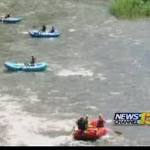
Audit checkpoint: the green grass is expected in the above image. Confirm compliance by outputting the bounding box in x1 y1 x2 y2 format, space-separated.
110 0 150 19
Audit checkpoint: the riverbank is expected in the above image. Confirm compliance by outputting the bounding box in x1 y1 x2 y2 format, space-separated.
110 0 150 19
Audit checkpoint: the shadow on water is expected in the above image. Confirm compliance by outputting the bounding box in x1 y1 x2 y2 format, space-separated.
2 69 51 74
3 69 16 74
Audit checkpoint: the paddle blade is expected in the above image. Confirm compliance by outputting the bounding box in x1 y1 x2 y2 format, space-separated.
114 130 122 135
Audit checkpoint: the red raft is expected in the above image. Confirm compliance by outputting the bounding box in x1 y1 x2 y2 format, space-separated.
73 119 109 141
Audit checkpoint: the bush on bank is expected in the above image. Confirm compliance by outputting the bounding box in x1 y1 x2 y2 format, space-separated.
110 0 150 19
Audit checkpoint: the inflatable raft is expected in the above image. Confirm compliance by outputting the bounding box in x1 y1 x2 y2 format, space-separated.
73 119 109 141
4 62 48 72
0 17 22 23
29 30 60 38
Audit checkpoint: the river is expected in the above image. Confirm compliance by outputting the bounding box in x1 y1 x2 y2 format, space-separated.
0 0 150 146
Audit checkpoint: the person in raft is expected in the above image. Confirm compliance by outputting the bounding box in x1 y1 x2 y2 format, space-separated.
50 26 55 33
96 113 105 128
30 56 36 66
0 13 10 19
4 13 10 18
76 115 89 132
41 25 46 32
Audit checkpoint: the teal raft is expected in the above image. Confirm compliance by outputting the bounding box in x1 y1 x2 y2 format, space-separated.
4 62 48 72
29 30 60 38
0 17 22 23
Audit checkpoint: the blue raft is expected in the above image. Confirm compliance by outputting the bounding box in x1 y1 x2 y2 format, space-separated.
0 17 22 23
4 62 48 72
29 30 60 38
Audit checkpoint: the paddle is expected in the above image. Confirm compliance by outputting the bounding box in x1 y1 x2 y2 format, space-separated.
105 119 123 136
114 130 122 135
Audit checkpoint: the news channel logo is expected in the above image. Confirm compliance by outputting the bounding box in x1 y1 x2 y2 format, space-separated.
114 112 150 125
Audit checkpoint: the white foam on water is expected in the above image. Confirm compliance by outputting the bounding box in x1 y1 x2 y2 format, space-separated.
0 94 127 146
50 90 59 93
41 119 75 132
21 31 29 35
19 87 41 104
110 92 120 95
131 60 142 69
0 94 77 145
133 39 142 45
67 102 80 107
52 96 68 101
48 64 61 71
74 52 79 57
28 95 40 103
72 16 77 20
108 30 124 38
86 106 97 110
97 73 107 81
69 28 76 32
8 119 53 146
46 67 53 72
57 68 93 77
2 114 75 145
101 134 111 140
46 135 72 146
107 135 127 146
0 95 22 113
106 119 112 124
103 18 116 25
109 33 118 38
